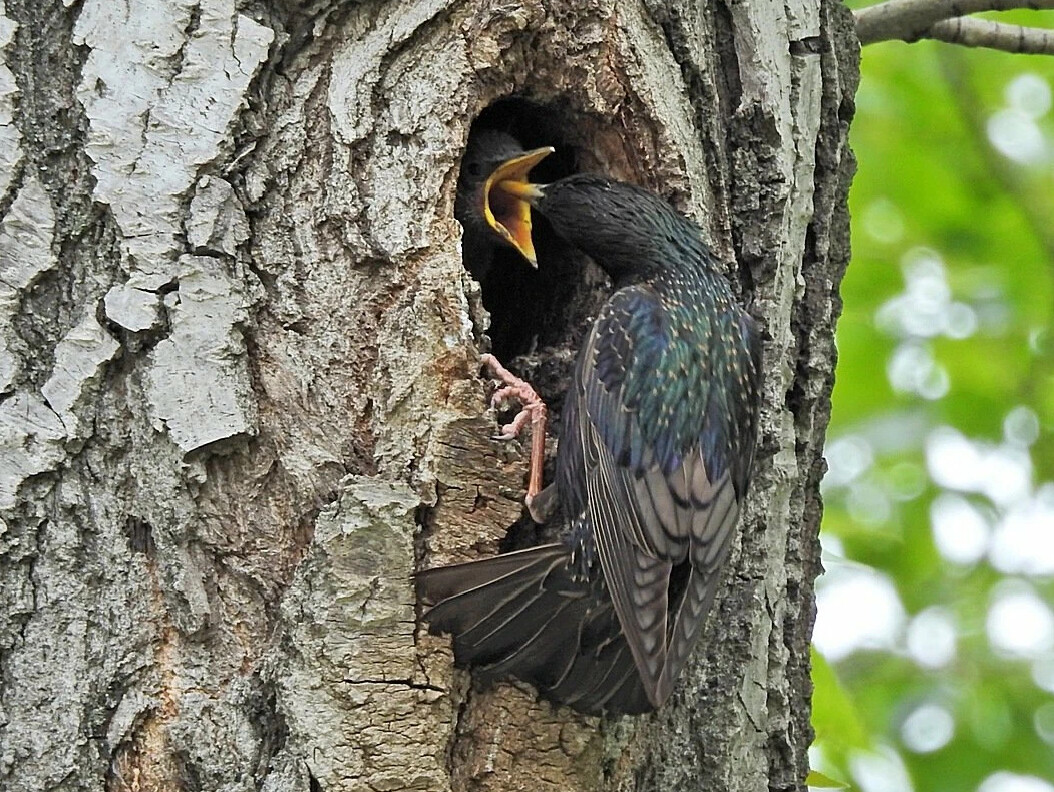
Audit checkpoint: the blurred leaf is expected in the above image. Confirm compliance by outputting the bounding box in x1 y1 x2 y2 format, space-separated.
812 647 872 759
807 769 852 789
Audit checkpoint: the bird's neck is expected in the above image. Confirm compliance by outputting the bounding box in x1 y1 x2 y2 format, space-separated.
537 175 722 285
598 233 722 288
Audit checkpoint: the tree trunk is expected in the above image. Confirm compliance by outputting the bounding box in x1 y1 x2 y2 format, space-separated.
0 0 857 790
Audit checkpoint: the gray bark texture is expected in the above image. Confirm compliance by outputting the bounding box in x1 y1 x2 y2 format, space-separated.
0 0 858 791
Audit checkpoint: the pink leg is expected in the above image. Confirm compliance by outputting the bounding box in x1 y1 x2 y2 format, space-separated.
480 353 547 502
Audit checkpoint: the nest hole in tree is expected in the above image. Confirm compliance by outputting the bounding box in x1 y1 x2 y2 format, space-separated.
465 100 578 355
460 98 615 547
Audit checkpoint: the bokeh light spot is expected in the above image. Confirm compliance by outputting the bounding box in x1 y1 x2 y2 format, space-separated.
907 607 957 669
900 702 954 753
816 567 905 661
987 582 1054 659
1005 73 1052 119
930 493 989 566
978 772 1054 792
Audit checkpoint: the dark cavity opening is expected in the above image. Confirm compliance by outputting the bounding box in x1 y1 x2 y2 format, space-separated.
460 99 588 363
458 98 614 545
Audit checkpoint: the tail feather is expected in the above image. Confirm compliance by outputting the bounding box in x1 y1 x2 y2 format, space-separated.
548 604 653 714
472 588 585 678
415 544 652 715
416 544 567 606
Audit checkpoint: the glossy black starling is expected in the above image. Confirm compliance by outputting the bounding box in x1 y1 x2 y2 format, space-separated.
418 136 763 714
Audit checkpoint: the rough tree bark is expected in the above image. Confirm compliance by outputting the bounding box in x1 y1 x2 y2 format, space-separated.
0 1 857 790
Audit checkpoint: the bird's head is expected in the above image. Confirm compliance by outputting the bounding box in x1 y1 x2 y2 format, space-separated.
455 130 553 267
496 173 710 283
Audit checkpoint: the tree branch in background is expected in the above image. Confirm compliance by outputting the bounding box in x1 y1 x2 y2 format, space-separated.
927 17 1054 52
856 0 1054 48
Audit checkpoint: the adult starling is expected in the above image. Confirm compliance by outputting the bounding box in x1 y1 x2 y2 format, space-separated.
419 137 763 714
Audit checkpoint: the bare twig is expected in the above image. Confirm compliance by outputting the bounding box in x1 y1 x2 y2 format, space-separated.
927 17 1054 52
855 0 1054 45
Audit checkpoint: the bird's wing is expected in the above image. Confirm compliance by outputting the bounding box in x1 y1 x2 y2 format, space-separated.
573 283 760 706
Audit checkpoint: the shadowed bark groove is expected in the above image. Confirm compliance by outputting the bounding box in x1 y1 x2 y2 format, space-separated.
0 0 857 790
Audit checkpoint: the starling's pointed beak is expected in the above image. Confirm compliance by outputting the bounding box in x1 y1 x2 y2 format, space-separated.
484 146 553 268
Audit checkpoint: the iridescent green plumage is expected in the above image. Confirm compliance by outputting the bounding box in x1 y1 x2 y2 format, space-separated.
418 143 762 714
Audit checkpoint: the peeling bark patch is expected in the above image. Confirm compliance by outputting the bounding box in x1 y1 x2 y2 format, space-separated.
422 414 529 565
104 284 162 333
0 176 56 391
187 175 249 257
145 255 257 452
269 477 450 791
0 176 56 289
41 312 120 438
0 391 65 508
73 1 273 286
0 1 21 200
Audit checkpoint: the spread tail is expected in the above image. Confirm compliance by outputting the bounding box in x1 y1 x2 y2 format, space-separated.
416 543 652 714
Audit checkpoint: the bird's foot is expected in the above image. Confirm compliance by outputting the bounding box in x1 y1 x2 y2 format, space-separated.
481 353 548 505
481 354 547 439
489 382 544 439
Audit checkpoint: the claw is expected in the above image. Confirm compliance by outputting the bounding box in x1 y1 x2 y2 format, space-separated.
491 385 524 410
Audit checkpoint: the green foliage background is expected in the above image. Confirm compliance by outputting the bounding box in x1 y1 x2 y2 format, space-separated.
812 11 1054 792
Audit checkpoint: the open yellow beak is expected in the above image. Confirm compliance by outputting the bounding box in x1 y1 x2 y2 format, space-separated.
483 146 554 267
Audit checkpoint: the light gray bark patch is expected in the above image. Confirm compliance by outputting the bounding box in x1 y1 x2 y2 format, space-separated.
0 392 66 509
145 255 257 452
104 283 162 332
41 313 120 438
0 177 56 391
0 176 55 290
325 1 469 261
187 175 250 257
269 476 452 792
105 688 156 750
326 0 450 147
0 1 21 200
73 1 273 287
